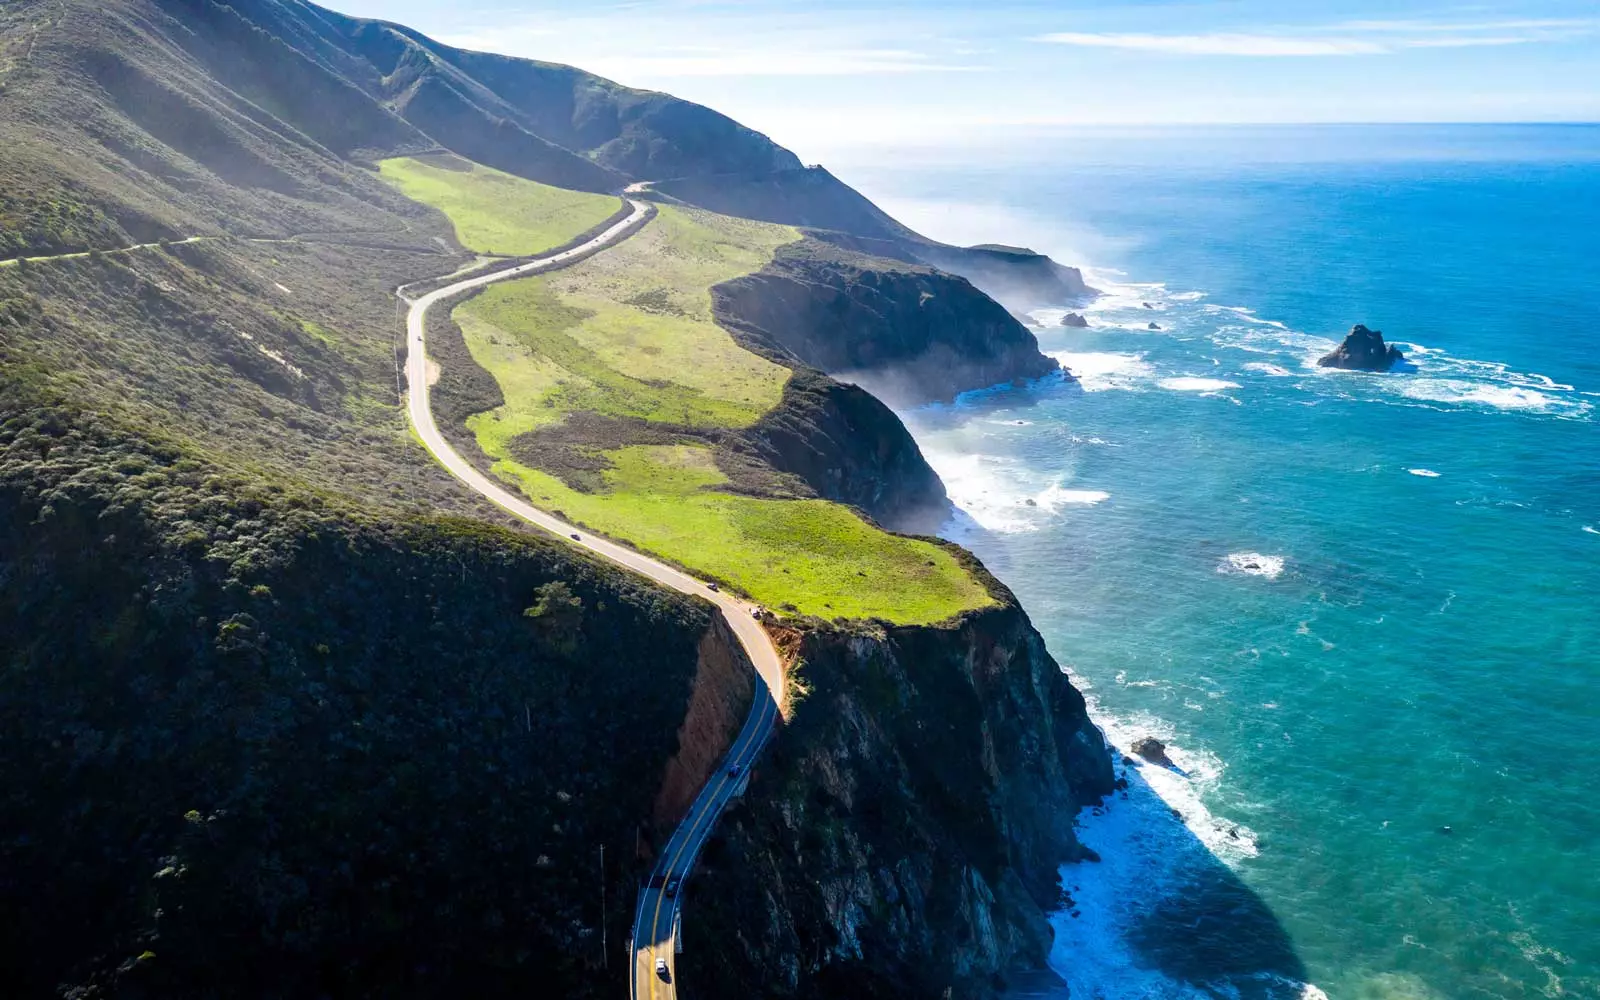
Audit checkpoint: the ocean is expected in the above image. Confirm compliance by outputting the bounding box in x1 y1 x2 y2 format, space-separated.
836 125 1600 999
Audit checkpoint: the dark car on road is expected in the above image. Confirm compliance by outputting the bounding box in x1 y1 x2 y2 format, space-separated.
664 877 681 898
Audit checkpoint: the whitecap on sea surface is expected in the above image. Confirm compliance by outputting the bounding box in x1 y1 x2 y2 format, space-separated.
1162 376 1242 392
1050 351 1153 392
1043 695 1329 999
1220 552 1285 579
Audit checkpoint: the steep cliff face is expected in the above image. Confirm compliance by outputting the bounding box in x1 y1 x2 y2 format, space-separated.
723 368 950 534
680 582 1114 999
916 243 1094 314
653 616 758 828
652 167 1093 313
715 242 1061 406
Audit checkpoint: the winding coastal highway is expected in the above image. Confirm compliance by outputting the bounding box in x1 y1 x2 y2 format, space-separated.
399 197 785 1000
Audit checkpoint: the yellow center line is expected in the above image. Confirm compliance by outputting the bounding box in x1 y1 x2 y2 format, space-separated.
645 691 774 1000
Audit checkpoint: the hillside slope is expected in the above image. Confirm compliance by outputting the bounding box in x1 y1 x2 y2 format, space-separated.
0 2 1112 997
0 396 748 999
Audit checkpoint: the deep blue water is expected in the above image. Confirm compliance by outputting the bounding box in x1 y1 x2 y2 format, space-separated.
839 125 1600 999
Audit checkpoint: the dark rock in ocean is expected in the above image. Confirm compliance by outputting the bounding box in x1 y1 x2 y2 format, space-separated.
1317 324 1405 371
1132 736 1175 767
1148 322 1161 331
1060 312 1089 328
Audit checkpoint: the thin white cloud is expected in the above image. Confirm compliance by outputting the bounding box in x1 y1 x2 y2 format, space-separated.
1327 18 1596 33
1034 32 1384 57
1035 17 1597 57
594 47 981 77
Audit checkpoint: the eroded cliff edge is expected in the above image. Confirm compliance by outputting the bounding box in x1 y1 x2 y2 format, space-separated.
715 240 1062 407
682 568 1115 999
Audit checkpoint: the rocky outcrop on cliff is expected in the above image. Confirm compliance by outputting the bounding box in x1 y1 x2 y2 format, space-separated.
680 579 1113 999
650 167 1094 314
1318 324 1405 371
915 243 1093 314
723 368 951 534
715 241 1061 406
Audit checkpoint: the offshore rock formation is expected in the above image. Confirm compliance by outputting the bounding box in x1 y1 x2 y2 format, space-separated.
1318 324 1405 371
715 241 1060 407
1132 737 1175 768
681 579 1114 999
1061 312 1089 328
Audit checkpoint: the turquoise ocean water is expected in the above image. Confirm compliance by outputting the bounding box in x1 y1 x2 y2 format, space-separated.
841 125 1600 999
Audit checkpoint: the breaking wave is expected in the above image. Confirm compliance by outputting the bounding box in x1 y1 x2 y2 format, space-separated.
1220 552 1286 579
1051 350 1154 391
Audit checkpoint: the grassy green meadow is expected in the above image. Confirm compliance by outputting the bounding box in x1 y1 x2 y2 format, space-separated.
392 163 990 624
377 155 621 256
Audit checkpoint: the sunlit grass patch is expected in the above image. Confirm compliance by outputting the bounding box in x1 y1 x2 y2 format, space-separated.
498 448 990 625
377 156 620 255
448 201 993 624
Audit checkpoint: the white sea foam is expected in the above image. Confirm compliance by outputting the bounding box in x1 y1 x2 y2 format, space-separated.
1213 325 1339 365
1162 376 1242 393
1205 303 1289 330
1398 379 1573 413
1044 695 1326 999
1051 351 1153 391
1407 468 1442 478
1220 552 1286 579
1584 525 1599 536
1244 362 1295 377
921 450 1107 534
1037 485 1111 509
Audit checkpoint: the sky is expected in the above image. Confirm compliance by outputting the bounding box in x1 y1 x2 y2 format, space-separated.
323 0 1600 160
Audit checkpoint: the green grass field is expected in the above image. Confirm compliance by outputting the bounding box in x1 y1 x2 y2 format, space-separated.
458 206 794 455
449 203 990 624
377 156 621 256
498 446 989 623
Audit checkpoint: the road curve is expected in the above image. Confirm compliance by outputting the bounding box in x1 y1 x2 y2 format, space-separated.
399 198 785 1000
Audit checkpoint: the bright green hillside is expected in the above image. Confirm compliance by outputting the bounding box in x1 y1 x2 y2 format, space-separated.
377 155 621 256
393 161 991 624
458 205 990 624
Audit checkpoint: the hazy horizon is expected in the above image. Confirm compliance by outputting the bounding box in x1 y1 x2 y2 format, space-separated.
323 0 1600 161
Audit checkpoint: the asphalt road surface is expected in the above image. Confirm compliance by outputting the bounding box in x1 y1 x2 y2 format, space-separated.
400 198 786 1000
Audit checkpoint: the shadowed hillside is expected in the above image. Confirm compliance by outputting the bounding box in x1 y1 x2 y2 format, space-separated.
0 2 1119 997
